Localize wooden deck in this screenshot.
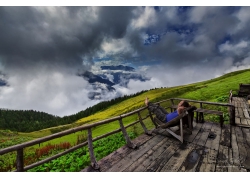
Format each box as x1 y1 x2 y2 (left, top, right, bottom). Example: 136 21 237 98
232 97 250 127
81 97 250 172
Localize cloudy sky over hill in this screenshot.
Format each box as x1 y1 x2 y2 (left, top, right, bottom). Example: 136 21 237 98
0 2 250 116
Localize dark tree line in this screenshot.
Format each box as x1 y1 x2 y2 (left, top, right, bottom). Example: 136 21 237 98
0 90 148 132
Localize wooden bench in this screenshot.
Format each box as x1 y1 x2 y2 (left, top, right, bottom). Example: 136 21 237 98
238 83 250 97
194 108 224 127
171 105 224 127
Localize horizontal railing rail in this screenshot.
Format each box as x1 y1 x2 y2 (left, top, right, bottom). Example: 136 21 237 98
171 97 235 126
0 97 235 172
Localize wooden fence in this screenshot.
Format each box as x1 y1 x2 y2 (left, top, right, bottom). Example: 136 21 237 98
0 97 235 172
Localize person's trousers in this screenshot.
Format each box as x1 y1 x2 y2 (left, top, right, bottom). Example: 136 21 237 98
147 102 168 122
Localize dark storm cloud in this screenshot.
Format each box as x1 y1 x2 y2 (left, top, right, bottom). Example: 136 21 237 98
124 6 243 67
0 6 136 72
1 6 249 72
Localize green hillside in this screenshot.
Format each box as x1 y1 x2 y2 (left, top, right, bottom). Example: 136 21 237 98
76 68 250 124
2 68 250 142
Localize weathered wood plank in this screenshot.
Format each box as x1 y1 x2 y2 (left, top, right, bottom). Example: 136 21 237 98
17 149 24 172
242 127 250 146
179 145 205 172
235 105 239 117
123 136 172 172
228 148 244 172
196 122 213 147
237 107 244 118
106 132 166 172
160 142 193 172
240 117 249 126
197 123 221 172
194 108 223 115
215 145 229 172
145 140 179 172
220 124 231 147
246 118 250 126
82 132 155 172
205 123 221 151
131 137 178 172
184 122 203 143
234 127 248 169
192 122 209 145
198 148 218 172
243 107 249 115
228 147 234 169
235 117 241 125
241 128 250 170
230 126 240 166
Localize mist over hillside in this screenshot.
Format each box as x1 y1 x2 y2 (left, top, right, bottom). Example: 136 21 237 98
77 65 150 100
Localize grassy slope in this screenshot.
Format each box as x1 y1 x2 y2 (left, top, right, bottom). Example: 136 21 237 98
14 68 250 146
76 68 250 123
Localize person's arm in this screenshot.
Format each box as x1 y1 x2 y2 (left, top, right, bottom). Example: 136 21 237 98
177 106 186 114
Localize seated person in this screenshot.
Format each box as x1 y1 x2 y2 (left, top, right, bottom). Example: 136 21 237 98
144 97 192 123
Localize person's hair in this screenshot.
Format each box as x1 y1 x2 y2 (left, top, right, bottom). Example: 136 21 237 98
181 101 190 107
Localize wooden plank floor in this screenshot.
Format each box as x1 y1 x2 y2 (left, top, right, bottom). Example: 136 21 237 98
233 97 250 127
81 97 250 172
81 121 250 172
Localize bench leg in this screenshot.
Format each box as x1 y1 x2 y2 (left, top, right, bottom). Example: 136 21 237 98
220 115 224 127
196 112 199 123
199 112 203 123
201 113 204 123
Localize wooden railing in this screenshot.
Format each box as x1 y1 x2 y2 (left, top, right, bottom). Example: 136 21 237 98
0 97 235 172
169 97 235 126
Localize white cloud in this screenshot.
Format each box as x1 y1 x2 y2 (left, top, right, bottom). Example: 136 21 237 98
189 6 219 23
100 37 133 55
234 7 250 31
223 56 250 74
163 7 178 20
219 40 249 55
0 69 97 116
131 6 157 29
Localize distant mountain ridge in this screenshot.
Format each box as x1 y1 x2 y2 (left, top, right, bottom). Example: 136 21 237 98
78 71 115 86
101 65 135 71
0 79 7 86
78 65 150 100
100 72 150 86
0 72 7 86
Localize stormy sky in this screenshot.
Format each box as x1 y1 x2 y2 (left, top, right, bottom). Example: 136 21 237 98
1 4 250 116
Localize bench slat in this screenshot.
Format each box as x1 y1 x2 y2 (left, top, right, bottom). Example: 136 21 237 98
194 108 223 115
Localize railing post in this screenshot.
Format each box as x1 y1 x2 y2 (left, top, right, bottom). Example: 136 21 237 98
137 111 152 135
228 90 235 126
200 102 204 123
228 90 234 148
87 128 99 170
118 117 137 149
16 148 24 172
170 99 174 112
148 110 158 128
230 105 235 126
